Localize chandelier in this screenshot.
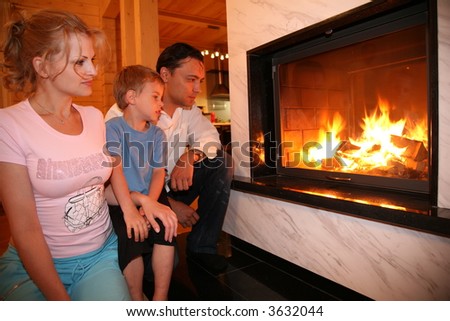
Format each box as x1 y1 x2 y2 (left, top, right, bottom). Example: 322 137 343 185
201 49 229 60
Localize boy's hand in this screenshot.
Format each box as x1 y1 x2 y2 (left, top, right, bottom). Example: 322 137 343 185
140 198 178 242
123 207 149 242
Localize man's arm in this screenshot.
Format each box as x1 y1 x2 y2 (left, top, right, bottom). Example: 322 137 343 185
169 149 197 191
167 197 199 228
187 106 222 159
169 107 221 191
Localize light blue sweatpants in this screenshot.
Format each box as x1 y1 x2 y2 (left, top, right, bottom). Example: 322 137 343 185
0 232 131 300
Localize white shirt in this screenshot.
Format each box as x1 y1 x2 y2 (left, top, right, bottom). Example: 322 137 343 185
105 103 221 175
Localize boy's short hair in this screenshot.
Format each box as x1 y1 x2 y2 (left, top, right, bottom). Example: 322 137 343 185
113 65 164 110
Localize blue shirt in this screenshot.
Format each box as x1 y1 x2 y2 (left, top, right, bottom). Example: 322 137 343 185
105 117 167 195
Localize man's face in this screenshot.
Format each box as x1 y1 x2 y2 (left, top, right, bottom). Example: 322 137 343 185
163 57 205 108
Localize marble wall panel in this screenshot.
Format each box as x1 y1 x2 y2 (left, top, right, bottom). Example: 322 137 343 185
223 190 450 300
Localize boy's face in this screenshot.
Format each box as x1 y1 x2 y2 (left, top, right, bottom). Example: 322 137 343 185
134 81 164 124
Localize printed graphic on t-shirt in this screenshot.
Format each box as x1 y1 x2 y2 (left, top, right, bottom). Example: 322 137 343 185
36 153 106 180
63 177 107 232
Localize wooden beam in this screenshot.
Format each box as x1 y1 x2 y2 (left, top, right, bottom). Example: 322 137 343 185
158 9 226 29
119 0 136 66
134 0 159 68
119 0 159 68
101 0 119 18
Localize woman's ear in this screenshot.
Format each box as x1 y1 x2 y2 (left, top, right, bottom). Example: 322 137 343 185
32 56 49 79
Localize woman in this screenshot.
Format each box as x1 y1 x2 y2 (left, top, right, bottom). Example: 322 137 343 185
0 9 130 300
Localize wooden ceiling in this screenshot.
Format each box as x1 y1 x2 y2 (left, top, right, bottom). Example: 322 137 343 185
157 0 228 52
102 0 228 56
8 0 228 52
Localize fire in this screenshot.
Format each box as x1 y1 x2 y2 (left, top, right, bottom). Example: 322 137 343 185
313 96 428 178
308 112 344 161
343 97 409 171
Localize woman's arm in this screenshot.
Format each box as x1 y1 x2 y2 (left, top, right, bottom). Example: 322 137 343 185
0 162 70 300
109 156 148 242
104 183 118 206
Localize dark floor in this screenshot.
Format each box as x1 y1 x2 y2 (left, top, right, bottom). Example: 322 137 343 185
144 232 371 301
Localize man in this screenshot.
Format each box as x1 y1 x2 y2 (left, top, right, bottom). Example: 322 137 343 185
106 43 233 273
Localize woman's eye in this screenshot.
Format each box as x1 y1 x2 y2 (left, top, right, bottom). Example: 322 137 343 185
75 58 95 66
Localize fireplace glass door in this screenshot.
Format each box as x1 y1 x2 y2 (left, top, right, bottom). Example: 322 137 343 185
274 15 428 193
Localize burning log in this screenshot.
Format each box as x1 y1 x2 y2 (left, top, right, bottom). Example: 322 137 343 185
390 135 428 161
338 140 360 152
321 157 344 169
404 158 427 172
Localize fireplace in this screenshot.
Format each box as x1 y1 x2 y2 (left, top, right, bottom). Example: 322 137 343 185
274 7 428 194
235 0 450 236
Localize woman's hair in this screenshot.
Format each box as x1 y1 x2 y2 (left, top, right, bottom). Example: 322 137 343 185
1 9 110 95
113 65 164 110
156 42 204 74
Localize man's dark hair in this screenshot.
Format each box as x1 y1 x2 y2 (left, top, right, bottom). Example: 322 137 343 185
156 42 204 74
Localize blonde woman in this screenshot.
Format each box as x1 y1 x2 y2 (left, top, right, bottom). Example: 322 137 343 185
0 9 131 300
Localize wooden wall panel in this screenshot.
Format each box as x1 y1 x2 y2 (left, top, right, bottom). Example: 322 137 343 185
11 0 100 20
101 15 120 113
3 0 226 113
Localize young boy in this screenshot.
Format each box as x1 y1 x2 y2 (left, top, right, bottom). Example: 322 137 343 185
105 65 177 300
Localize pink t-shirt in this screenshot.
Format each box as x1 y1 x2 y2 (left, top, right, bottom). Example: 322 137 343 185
0 100 113 258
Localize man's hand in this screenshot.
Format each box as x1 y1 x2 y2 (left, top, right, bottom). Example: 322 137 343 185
168 197 199 228
170 151 197 191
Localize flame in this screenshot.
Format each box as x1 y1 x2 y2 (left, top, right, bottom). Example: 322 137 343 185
285 186 410 212
309 112 346 164
255 134 265 163
344 97 409 171
310 96 428 175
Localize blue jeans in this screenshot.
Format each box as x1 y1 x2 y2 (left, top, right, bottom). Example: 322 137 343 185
0 232 130 300
168 149 233 254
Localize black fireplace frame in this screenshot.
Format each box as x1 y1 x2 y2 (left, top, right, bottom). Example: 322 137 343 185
272 10 429 194
233 0 450 237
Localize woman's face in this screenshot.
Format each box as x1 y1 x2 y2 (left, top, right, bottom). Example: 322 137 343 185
45 33 98 97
